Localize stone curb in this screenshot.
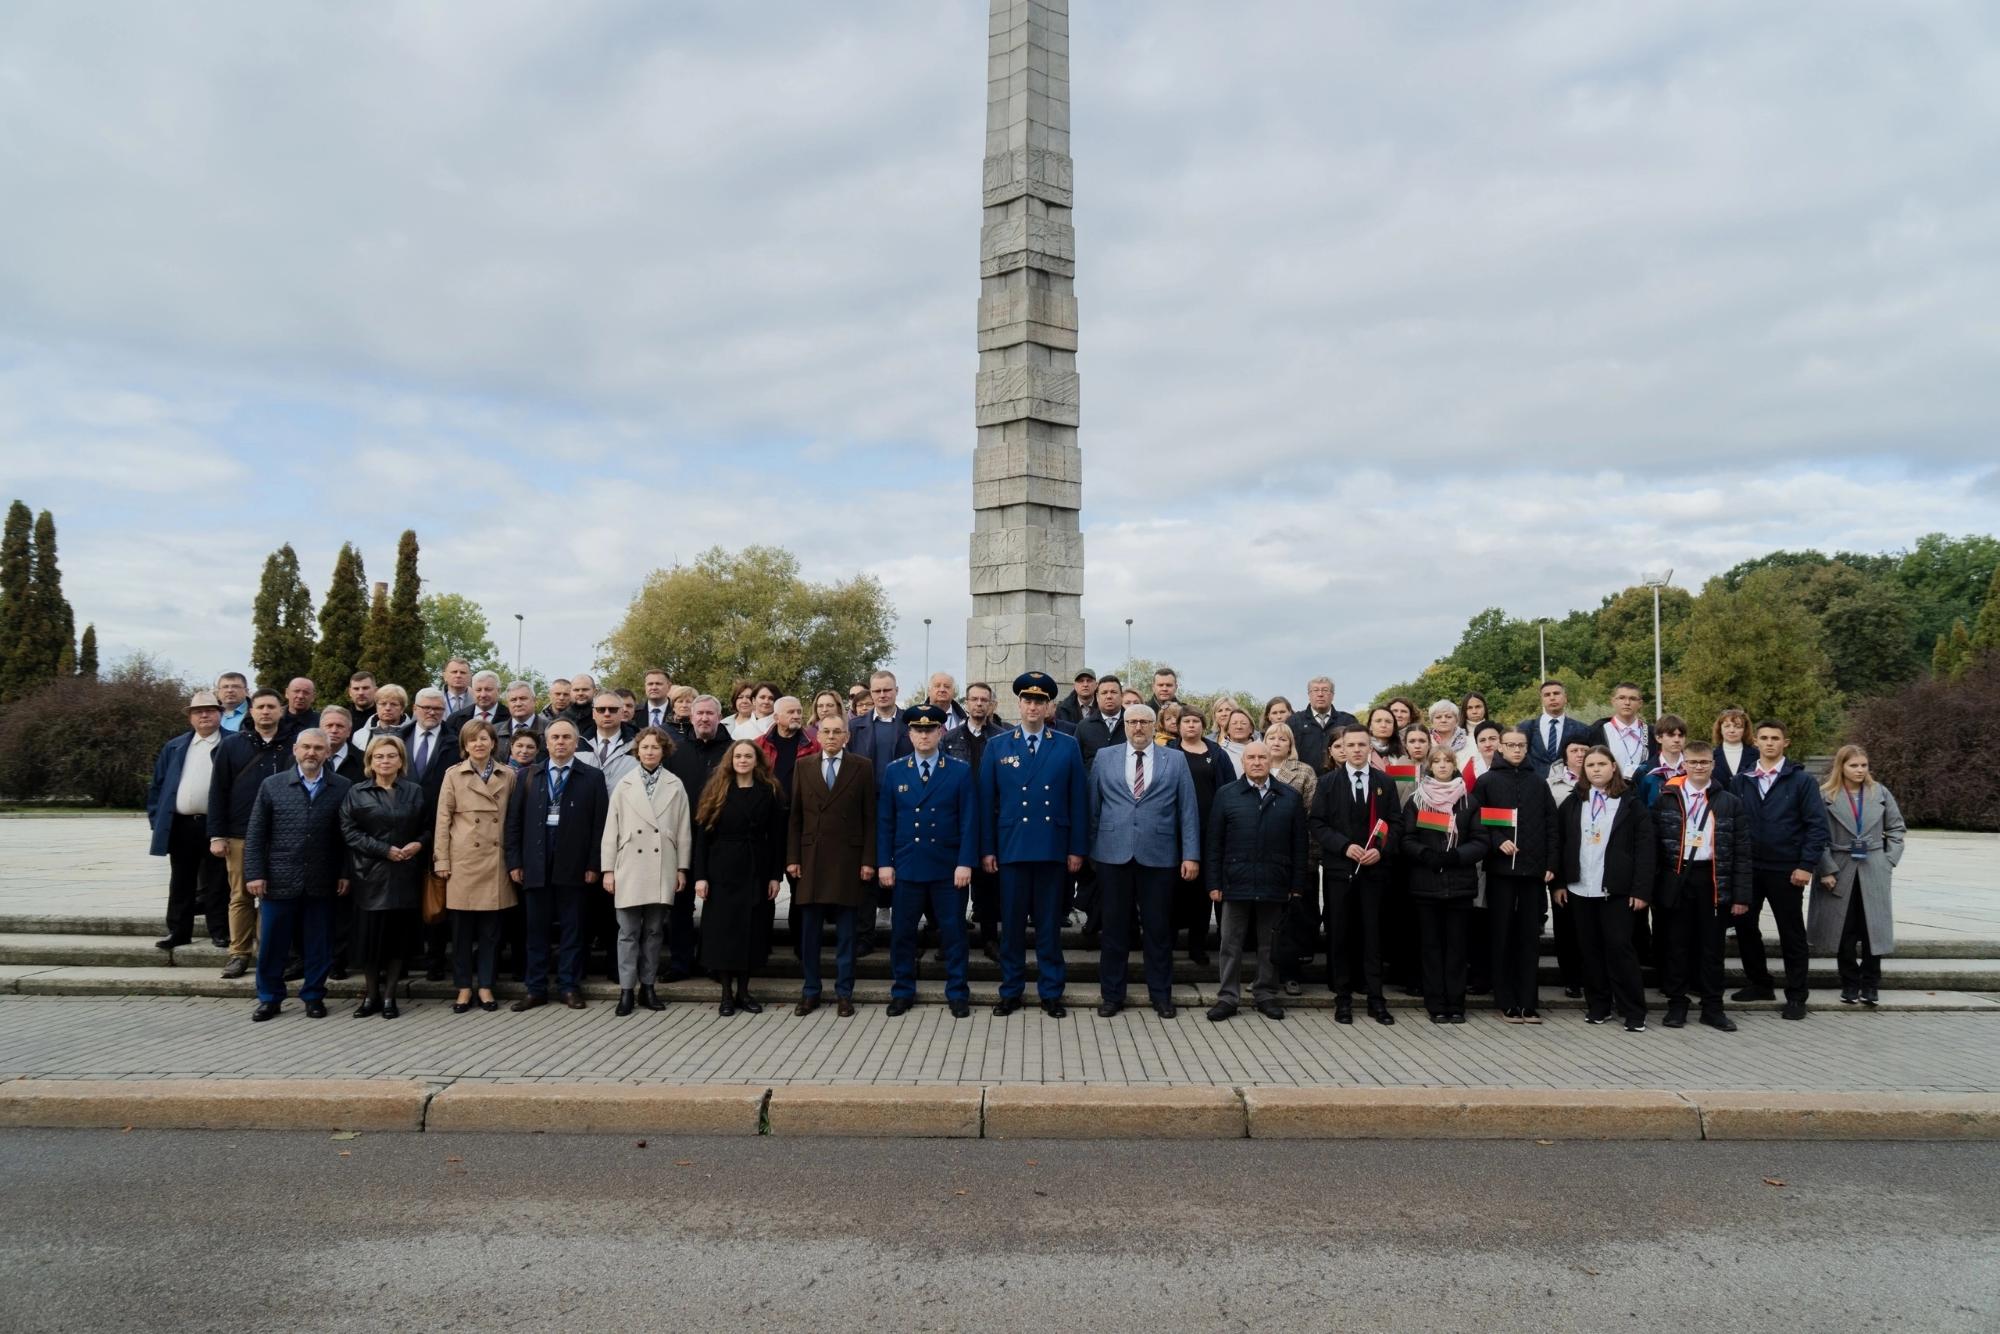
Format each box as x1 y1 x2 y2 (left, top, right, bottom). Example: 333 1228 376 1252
0 1077 428 1131
765 1085 983 1137
424 1082 765 1135
984 1083 1246 1138
1688 1090 2000 1140
1242 1086 1700 1140
3 1079 1997 1140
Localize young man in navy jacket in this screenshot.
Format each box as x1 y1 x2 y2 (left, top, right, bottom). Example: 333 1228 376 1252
1729 719 1829 1020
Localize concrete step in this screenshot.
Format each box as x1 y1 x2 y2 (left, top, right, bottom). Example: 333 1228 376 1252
5 932 2000 992
4 910 1996 960
2 964 1994 1012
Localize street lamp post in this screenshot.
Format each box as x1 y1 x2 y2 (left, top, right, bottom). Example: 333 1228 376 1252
1538 620 1547 683
1642 569 1673 714
1125 618 1133 666
923 618 932 682
514 614 524 672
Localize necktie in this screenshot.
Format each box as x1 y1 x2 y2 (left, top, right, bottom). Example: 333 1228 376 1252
1590 790 1606 823
1757 767 1777 795
652 708 663 726
550 765 568 802
1546 717 1558 753
1132 748 1146 799
479 709 491 723
920 760 932 784
824 757 836 788
1353 771 1365 802
414 731 432 778
1027 733 1039 757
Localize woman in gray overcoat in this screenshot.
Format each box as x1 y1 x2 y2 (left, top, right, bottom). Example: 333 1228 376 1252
1808 745 1907 1005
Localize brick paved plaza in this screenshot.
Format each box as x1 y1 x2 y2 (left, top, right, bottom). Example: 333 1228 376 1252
0 814 1995 1097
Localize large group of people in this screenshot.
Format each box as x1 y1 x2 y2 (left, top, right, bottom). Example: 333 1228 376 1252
145 657 1907 1031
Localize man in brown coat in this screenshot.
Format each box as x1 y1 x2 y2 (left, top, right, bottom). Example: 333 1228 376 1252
786 714 877 1016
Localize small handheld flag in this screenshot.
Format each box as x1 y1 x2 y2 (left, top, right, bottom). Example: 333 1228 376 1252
1364 817 1389 848
1415 808 1454 832
1481 807 1519 867
1384 763 1418 784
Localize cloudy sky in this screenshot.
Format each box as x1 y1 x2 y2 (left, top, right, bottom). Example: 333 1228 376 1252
3 0 1996 704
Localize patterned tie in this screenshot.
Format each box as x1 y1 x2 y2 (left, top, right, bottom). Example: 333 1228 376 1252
1757 767 1778 795
414 731 432 779
920 759 932 784
1546 717 1558 755
1027 732 1038 757
652 708 663 727
1132 747 1145 799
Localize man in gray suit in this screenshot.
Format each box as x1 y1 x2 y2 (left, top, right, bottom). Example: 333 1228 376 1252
1088 704 1201 1018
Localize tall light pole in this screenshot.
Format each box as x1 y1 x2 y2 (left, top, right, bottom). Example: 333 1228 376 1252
1537 619 1548 683
1125 618 1134 666
923 618 932 682
514 614 524 672
1642 569 1673 715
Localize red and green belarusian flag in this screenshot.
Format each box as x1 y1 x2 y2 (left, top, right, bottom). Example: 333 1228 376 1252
1479 807 1517 830
1415 808 1454 832
1384 762 1418 786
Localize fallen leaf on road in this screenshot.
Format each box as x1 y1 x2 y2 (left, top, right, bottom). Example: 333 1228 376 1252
675 1160 694 1167
1025 1160 1038 1166
330 1131 360 1141
635 1140 648 1149
1535 1140 1552 1146
1762 1177 1786 1188
1581 1267 1600 1277
121 1126 132 1134
954 1189 969 1196
445 1156 463 1164
338 1151 351 1158
1033 1190 1047 1197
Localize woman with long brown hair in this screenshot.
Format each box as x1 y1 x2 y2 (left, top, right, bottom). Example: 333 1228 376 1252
1809 745 1906 1006
691 739 785 1015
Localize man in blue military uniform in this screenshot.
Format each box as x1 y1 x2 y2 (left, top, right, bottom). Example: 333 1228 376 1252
877 705 979 1018
979 671 1089 1018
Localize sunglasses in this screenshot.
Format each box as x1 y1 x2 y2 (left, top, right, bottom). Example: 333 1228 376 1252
594 705 620 713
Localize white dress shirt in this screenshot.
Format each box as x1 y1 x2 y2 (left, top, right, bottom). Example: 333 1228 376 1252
175 731 221 815
1569 792 1620 897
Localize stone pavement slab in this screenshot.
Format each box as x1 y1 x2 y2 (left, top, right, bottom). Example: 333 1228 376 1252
2 993 1996 1093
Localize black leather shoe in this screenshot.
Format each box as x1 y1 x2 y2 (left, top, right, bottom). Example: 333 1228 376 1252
992 997 1022 1016
1700 1012 1737 1032
220 956 249 979
251 1001 281 1022
1155 1003 1177 1019
796 997 822 1016
1448 1012 1466 1024
155 936 189 952
639 987 665 1011
1430 1012 1448 1024
1731 986 1775 1002
886 998 913 1017
982 939 1001 962
1205 1002 1236 1022
837 998 855 1018
949 1001 970 1018
510 993 548 1013
1097 1001 1121 1018
452 1001 472 1014
475 998 493 1013
1334 1000 1354 1025
560 992 586 1010
615 989 636 1017
1256 1001 1286 1021
353 997 383 1019
1041 999 1067 1019
383 1001 401 1019
209 934 230 950
305 1000 328 1019
735 991 763 1015
1369 1003 1395 1026
1780 1002 1807 1020
1664 1005 1688 1029
719 998 736 1017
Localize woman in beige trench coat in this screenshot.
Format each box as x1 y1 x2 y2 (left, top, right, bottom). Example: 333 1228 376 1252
434 720 517 1012
1808 745 1906 1006
600 727 693 1015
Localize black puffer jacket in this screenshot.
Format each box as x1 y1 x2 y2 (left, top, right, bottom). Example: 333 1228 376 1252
207 727 294 840
1399 798 1487 903
1206 778 1309 902
1651 782 1752 909
340 777 430 912
243 771 352 899
1473 757 1561 882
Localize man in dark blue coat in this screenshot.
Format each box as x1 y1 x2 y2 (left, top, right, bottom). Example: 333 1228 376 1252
878 705 980 1018
207 688 295 978
505 720 609 1010
1204 740 1309 1022
1730 719 1830 1020
978 672 1089 1018
146 689 229 951
242 729 351 1021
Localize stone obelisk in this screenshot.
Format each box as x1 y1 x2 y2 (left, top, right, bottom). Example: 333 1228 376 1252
968 0 1082 715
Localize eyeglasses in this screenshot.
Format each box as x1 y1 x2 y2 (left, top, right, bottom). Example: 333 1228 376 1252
594 705 620 713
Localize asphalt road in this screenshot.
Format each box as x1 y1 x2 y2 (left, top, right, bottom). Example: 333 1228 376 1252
2 1132 1995 1332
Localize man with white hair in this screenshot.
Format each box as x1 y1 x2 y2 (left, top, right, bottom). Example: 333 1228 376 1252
496 681 544 739
927 673 968 731
449 670 505 731
1291 675 1359 772
1088 704 1201 1019
243 728 352 1021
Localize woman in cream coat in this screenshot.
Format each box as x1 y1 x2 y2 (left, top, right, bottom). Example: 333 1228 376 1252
600 727 693 1016
433 719 517 1013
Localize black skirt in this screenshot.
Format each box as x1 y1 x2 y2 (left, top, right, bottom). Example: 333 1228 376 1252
355 907 420 970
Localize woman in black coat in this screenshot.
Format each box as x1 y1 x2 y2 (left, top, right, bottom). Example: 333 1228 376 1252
1170 706 1237 963
1473 730 1562 1024
338 734 430 1018
691 740 785 1016
1556 746 1655 1033
1402 749 1488 1023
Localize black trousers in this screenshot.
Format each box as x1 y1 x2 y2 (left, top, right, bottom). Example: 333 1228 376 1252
1659 866 1728 1015
970 866 1001 942
667 884 700 974
164 813 226 942
1484 874 1545 1013
451 909 502 990
1837 888 1882 990
1276 881 1318 982
1416 898 1470 1015
1324 869 1387 1002
1095 860 1176 1006
1570 894 1647 1024
1734 867 1810 1004
1549 894 1583 990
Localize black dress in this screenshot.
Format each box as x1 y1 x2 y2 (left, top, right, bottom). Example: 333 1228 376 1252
693 782 783 973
